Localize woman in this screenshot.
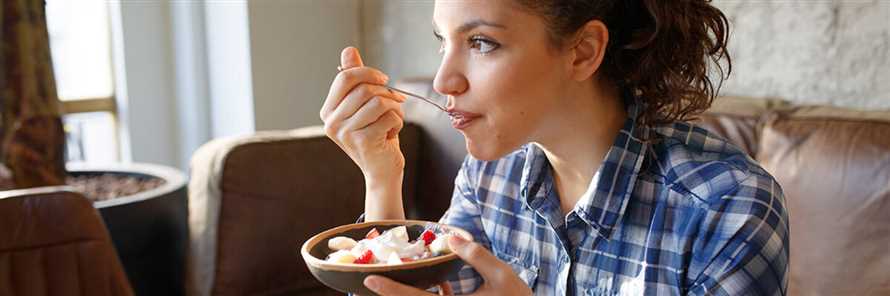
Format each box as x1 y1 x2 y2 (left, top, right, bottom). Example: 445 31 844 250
320 0 788 295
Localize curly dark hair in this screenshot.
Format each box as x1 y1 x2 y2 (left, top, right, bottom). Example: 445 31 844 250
516 0 731 125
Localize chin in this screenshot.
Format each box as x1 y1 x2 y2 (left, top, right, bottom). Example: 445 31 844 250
464 137 521 161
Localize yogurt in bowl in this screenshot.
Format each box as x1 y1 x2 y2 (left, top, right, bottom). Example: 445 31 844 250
325 225 454 265
301 220 472 295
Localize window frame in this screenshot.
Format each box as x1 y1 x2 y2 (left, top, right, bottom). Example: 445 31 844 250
49 0 121 162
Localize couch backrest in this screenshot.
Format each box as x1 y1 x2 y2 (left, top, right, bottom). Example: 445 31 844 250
0 188 133 296
755 106 890 295
189 126 422 296
695 96 789 157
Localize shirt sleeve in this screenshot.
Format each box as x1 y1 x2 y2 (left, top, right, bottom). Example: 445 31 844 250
437 157 491 295
686 174 790 296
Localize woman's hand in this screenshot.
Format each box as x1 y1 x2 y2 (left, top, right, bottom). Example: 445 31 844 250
321 47 406 182
362 236 534 296
321 47 408 220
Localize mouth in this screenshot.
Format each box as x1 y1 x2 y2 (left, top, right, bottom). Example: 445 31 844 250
447 109 482 130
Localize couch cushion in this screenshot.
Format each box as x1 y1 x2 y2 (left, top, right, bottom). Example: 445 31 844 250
189 124 420 296
756 106 890 295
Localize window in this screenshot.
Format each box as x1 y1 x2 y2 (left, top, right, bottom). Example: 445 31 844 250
46 0 119 162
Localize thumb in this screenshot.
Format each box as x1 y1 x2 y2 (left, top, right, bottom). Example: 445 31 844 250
448 235 509 282
340 46 364 70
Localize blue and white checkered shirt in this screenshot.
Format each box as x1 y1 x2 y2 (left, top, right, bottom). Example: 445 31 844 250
439 103 789 295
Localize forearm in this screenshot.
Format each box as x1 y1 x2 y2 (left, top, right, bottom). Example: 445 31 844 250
363 173 405 221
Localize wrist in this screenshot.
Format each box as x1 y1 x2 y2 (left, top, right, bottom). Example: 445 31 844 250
363 172 405 221
364 170 403 193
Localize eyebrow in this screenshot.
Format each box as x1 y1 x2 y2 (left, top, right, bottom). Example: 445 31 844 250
433 19 507 35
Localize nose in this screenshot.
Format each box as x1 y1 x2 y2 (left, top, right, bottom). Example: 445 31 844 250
432 53 469 105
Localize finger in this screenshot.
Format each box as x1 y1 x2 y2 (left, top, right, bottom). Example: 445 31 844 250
381 110 405 140
340 46 364 70
321 67 389 120
437 281 453 295
350 110 403 142
342 97 404 132
329 84 405 123
364 275 434 296
448 235 511 283
329 46 368 120
362 110 404 141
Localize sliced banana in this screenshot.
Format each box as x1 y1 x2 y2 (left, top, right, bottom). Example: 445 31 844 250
429 233 453 255
327 250 357 264
328 236 358 251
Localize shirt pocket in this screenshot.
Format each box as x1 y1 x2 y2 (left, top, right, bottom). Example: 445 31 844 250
493 251 539 289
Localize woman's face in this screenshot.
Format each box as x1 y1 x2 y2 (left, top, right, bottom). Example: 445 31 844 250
433 0 572 161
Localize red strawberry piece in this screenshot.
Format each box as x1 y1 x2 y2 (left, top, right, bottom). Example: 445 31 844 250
401 257 415 263
354 249 374 264
365 228 380 239
420 229 436 245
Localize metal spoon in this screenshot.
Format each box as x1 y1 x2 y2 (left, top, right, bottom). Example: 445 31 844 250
337 66 448 113
380 85 448 113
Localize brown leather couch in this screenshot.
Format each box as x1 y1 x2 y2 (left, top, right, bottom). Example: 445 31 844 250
0 187 134 296
187 79 890 295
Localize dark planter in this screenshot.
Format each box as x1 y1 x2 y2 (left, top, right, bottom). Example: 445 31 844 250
69 163 188 296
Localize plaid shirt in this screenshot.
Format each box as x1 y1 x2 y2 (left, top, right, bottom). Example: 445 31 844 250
439 103 789 295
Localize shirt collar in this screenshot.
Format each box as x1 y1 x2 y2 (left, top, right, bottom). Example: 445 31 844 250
519 144 552 210
519 97 649 240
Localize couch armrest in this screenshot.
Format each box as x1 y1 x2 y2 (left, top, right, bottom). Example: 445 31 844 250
187 125 420 296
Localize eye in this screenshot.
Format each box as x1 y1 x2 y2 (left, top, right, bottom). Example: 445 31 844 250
433 31 445 54
469 36 500 54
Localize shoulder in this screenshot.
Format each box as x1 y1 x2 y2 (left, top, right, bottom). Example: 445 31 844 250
650 122 788 278
649 121 782 208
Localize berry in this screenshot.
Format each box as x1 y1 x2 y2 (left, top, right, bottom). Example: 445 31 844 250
420 230 436 245
354 249 374 264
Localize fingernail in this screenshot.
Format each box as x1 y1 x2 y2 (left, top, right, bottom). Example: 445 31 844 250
449 235 467 248
364 276 381 291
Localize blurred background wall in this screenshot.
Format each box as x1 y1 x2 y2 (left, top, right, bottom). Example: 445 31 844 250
248 0 361 131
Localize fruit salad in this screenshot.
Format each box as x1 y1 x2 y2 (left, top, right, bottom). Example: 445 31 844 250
325 226 454 265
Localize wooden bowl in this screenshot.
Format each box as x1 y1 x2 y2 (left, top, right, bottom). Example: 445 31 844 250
301 220 473 295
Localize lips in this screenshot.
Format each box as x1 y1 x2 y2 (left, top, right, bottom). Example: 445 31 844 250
447 109 482 130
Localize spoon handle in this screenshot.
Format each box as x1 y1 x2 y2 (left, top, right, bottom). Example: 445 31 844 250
382 85 448 112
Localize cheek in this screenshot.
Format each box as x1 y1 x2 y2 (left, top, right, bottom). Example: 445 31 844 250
461 54 560 158
458 79 548 159
462 113 531 160
490 93 546 138
475 66 558 124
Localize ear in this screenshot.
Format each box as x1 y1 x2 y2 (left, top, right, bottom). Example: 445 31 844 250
568 20 609 82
